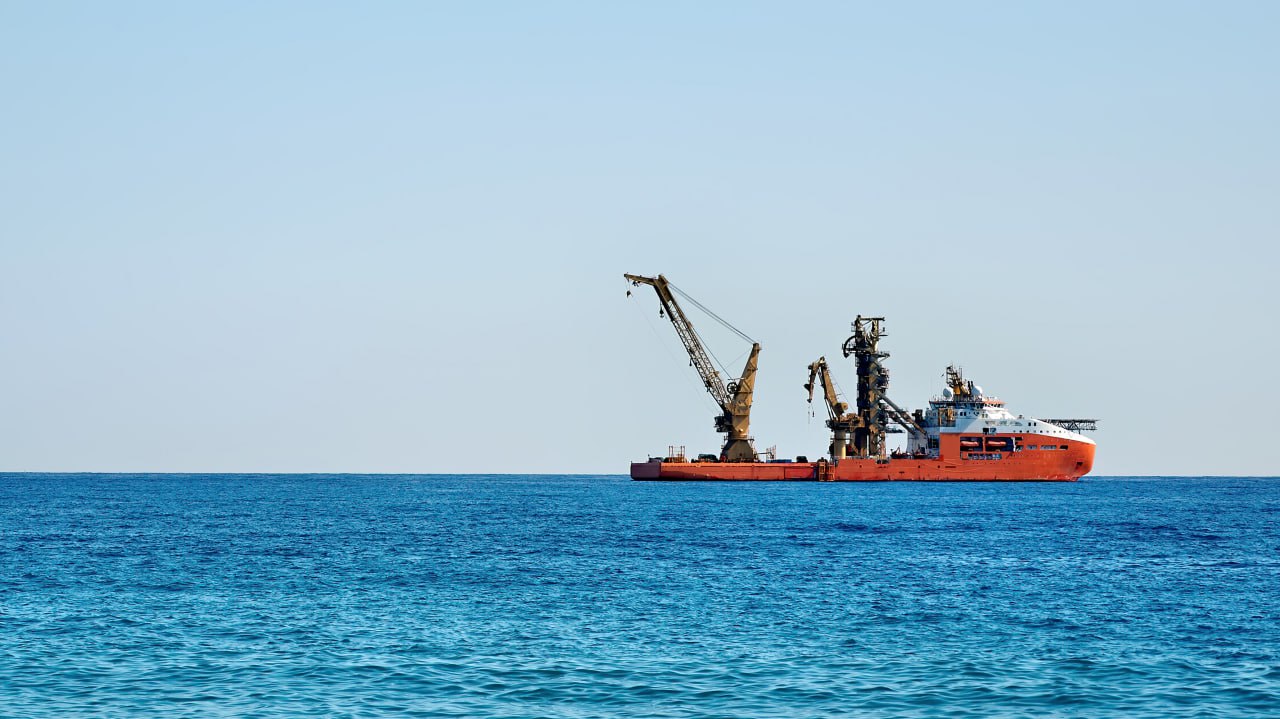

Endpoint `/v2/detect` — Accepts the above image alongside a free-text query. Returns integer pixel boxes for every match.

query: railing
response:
[1039,419,1099,432]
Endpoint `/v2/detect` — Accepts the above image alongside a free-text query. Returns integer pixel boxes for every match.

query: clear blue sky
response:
[2,2,1276,475]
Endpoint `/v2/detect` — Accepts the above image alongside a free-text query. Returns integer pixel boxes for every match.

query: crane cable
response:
[626,285,722,414]
[668,282,755,380]
[669,283,756,344]
[690,321,733,383]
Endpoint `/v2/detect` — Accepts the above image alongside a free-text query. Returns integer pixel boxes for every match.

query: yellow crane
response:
[804,356,862,460]
[624,273,761,462]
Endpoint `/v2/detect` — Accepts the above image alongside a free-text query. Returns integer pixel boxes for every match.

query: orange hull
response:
[632,437,1094,482]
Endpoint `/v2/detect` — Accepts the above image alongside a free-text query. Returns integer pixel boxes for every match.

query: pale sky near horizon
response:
[2,2,1277,475]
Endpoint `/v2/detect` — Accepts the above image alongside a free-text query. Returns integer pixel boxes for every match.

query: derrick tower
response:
[842,316,888,458]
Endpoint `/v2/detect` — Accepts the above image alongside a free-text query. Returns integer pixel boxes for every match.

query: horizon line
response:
[1,472,1276,479]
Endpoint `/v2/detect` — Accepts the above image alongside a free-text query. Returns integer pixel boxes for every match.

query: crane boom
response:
[625,273,761,462]
[804,356,847,421]
[804,356,861,460]
[624,273,730,408]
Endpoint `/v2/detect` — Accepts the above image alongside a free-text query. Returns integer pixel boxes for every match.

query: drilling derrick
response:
[624,273,761,462]
[841,316,888,457]
[839,315,927,458]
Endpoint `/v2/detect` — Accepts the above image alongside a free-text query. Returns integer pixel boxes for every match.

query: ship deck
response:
[631,442,1094,482]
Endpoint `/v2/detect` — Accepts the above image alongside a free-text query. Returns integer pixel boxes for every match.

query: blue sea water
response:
[1,474,1277,718]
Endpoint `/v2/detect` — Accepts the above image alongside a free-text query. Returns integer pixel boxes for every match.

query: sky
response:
[2,2,1276,475]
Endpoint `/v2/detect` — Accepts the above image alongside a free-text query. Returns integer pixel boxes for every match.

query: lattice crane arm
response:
[624,273,731,409]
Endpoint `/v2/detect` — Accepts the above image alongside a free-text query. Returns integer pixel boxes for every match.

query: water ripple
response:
[0,473,1277,717]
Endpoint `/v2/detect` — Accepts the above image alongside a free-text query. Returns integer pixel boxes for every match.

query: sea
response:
[1,474,1277,718]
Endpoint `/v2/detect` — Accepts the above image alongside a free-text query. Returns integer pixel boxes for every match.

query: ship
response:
[624,273,1097,482]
